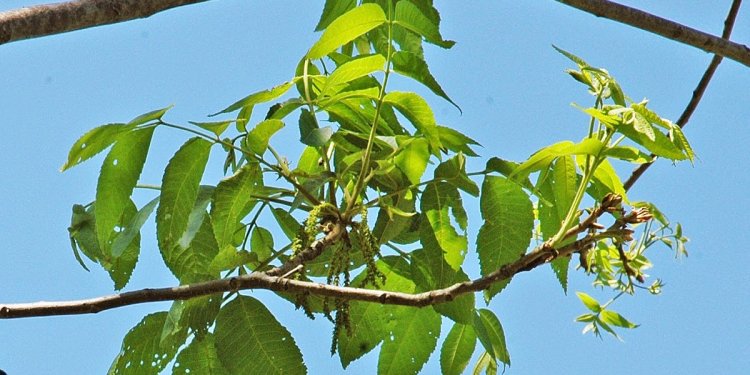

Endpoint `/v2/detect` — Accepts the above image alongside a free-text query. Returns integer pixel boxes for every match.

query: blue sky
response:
[1,1,748,374]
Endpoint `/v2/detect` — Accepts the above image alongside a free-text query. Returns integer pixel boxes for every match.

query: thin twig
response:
[623,0,743,191]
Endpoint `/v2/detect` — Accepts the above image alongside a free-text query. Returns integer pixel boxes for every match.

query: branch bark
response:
[0,0,209,45]
[556,0,750,67]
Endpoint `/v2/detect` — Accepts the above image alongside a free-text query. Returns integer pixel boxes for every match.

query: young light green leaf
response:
[472,351,498,375]
[605,146,652,163]
[156,138,212,255]
[315,0,356,31]
[127,105,172,126]
[552,155,578,222]
[473,309,510,366]
[61,123,135,171]
[383,91,442,155]
[618,121,686,160]
[393,0,455,48]
[632,112,656,141]
[511,138,604,180]
[671,125,695,162]
[391,51,459,110]
[111,196,159,257]
[271,208,302,241]
[584,158,627,202]
[188,120,232,138]
[173,334,229,375]
[395,137,430,185]
[299,108,333,147]
[378,306,441,375]
[576,291,601,312]
[320,54,386,97]
[211,163,261,250]
[307,3,387,59]
[477,176,533,301]
[95,126,155,252]
[553,45,590,68]
[214,80,297,115]
[600,310,639,329]
[215,296,306,375]
[441,323,477,375]
[109,312,180,375]
[245,119,284,156]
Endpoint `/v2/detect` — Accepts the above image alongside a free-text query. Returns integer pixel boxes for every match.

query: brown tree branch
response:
[0,0,209,45]
[0,196,624,319]
[623,0,743,191]
[556,0,750,68]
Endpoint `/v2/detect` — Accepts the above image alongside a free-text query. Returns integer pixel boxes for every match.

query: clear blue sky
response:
[1,1,748,374]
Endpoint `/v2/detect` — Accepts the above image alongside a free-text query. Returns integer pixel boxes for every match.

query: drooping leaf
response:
[473,309,510,366]
[420,182,468,270]
[440,323,477,375]
[211,163,261,250]
[308,3,387,59]
[383,91,442,155]
[95,126,155,252]
[315,0,357,31]
[618,121,686,160]
[177,186,215,249]
[477,176,533,301]
[173,334,229,375]
[378,306,441,375]
[215,296,306,375]
[61,123,135,171]
[299,108,333,147]
[320,54,386,97]
[214,80,297,116]
[600,309,639,329]
[550,257,571,294]
[393,0,455,48]
[245,119,285,155]
[111,196,159,257]
[156,138,212,256]
[435,153,480,197]
[437,125,480,157]
[109,312,180,375]
[391,51,459,110]
[338,300,389,368]
[271,208,302,241]
[472,351,498,375]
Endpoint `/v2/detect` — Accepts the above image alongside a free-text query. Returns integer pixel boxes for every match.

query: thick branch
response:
[623,0,743,191]
[557,0,750,67]
[0,0,209,45]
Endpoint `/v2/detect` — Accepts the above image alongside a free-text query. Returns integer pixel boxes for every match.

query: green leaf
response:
[61,123,135,171]
[215,296,306,375]
[307,3,387,59]
[299,108,332,147]
[512,138,604,180]
[378,306,441,375]
[127,105,172,126]
[315,0,356,31]
[372,191,415,244]
[111,196,159,257]
[214,80,297,115]
[618,120,686,160]
[477,176,533,301]
[584,158,627,202]
[441,323,477,375]
[320,54,386,97]
[553,45,589,68]
[437,126,480,157]
[600,310,639,329]
[550,257,571,294]
[189,120,232,137]
[166,212,220,283]
[271,208,302,241]
[395,137,430,185]
[434,153,479,197]
[211,163,261,250]
[173,334,229,375]
[393,0,455,48]
[632,112,656,141]
[251,226,274,261]
[576,292,601,312]
[157,138,212,256]
[420,182,468,270]
[605,146,652,163]
[245,119,285,156]
[109,312,180,375]
[177,186,215,249]
[106,200,141,290]
[391,51,459,110]
[410,249,474,324]
[472,351,498,375]
[383,91,442,155]
[473,309,510,366]
[95,126,155,251]
[338,299,389,368]
[671,125,695,162]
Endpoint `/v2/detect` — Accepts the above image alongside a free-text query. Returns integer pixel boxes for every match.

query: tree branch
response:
[556,0,750,67]
[0,196,624,319]
[623,0,743,191]
[0,0,209,45]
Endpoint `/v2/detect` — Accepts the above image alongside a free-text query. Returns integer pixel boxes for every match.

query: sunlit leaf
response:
[395,137,430,185]
[383,91,442,155]
[315,0,356,31]
[215,296,306,375]
[378,306,441,375]
[95,127,154,251]
[434,153,479,197]
[320,54,386,97]
[473,309,510,366]
[393,0,455,48]
[600,310,639,329]
[271,208,302,241]
[576,292,601,312]
[421,182,468,270]
[61,123,135,171]
[437,126,479,157]
[391,51,459,110]
[308,3,387,59]
[477,176,533,301]
[127,105,172,126]
[189,120,232,137]
[211,163,261,250]
[214,80,297,115]
[440,322,477,375]
[111,196,158,257]
[511,138,604,180]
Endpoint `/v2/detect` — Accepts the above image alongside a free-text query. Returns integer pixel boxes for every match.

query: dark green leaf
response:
[157,138,212,256]
[109,312,180,375]
[299,108,332,147]
[215,296,306,375]
[271,208,302,241]
[308,3,387,59]
[441,323,477,375]
[420,182,468,270]
[411,249,474,323]
[61,123,135,171]
[95,127,154,252]
[338,299,388,368]
[166,213,220,283]
[477,176,533,301]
